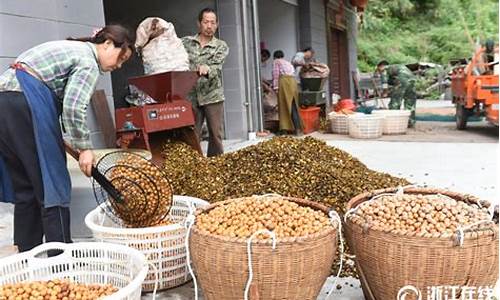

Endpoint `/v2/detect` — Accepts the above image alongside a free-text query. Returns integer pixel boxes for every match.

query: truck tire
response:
[456,103,469,130]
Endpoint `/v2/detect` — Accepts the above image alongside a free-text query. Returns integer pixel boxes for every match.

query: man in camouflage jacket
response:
[182,7,229,157]
[387,64,417,127]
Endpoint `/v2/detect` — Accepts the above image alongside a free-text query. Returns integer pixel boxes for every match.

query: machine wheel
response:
[456,103,470,130]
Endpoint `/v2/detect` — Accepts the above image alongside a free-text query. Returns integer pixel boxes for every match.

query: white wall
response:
[258,0,299,61]
[0,0,114,238]
[308,0,328,65]
[0,0,112,148]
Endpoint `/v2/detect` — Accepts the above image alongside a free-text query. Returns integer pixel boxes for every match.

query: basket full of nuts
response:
[189,195,339,300]
[0,242,148,300]
[344,187,499,300]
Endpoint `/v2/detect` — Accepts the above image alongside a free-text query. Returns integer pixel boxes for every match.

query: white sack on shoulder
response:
[136,17,190,74]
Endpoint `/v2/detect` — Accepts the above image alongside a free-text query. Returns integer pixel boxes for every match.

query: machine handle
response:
[64,141,124,203]
[63,140,80,160]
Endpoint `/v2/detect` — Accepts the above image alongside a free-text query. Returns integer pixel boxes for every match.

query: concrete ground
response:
[0,100,498,299]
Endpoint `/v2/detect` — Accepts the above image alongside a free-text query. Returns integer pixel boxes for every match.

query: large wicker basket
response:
[344,187,499,300]
[85,195,209,292]
[189,196,338,300]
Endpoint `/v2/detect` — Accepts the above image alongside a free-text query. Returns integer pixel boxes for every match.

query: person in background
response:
[292,47,316,81]
[386,64,417,127]
[477,38,497,75]
[260,49,272,83]
[374,60,388,84]
[0,25,134,252]
[260,49,278,131]
[272,50,303,134]
[183,8,229,157]
[374,60,389,97]
[260,48,274,94]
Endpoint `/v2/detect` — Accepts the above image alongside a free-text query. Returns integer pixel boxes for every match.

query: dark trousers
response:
[0,92,71,252]
[290,100,302,133]
[193,102,224,157]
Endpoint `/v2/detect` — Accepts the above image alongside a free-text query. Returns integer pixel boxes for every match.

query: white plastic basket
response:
[0,242,148,300]
[85,195,209,292]
[348,114,384,139]
[328,112,363,134]
[372,109,411,134]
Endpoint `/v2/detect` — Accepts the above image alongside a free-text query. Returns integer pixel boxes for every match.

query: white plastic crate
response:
[328,112,363,134]
[372,110,411,134]
[85,195,209,292]
[348,114,384,139]
[0,242,148,300]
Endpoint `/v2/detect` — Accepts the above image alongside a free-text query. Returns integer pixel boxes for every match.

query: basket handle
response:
[26,242,72,262]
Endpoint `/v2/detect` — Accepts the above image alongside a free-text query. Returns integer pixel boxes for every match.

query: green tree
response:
[358,0,499,72]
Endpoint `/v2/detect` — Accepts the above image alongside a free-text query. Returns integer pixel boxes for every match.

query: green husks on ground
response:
[162,136,410,277]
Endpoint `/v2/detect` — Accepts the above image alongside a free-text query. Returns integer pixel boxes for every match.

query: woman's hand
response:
[78,150,95,177]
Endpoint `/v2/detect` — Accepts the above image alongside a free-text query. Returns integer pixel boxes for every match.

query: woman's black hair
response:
[261,49,271,58]
[68,24,135,54]
[273,50,284,59]
[303,47,314,53]
[198,7,218,22]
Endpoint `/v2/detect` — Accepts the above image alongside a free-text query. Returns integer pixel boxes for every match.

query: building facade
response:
[0,0,363,144]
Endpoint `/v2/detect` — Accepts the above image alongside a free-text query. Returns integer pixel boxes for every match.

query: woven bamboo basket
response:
[189,196,338,300]
[344,187,499,300]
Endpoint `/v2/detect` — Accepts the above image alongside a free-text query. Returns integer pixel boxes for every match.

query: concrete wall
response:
[0,0,113,148]
[298,0,330,101]
[218,0,254,138]
[298,0,328,65]
[258,0,299,61]
[0,0,112,238]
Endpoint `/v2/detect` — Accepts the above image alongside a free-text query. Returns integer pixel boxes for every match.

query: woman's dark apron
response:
[0,65,71,207]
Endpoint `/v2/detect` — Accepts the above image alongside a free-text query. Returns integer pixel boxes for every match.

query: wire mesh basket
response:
[92,151,173,228]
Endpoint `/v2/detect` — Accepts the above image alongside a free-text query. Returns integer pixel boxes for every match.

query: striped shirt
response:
[0,40,102,150]
[272,58,295,90]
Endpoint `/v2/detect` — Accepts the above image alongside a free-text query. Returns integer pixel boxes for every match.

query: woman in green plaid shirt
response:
[0,25,134,252]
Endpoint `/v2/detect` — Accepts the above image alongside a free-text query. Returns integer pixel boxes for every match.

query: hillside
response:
[357,0,499,72]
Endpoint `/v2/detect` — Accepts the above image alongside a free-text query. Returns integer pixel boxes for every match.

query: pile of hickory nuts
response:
[348,194,492,236]
[196,197,332,239]
[0,279,117,300]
